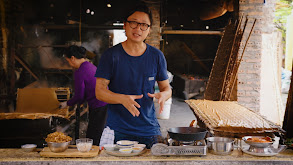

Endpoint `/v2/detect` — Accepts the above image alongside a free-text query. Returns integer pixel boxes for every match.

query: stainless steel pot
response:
[206,137,234,155]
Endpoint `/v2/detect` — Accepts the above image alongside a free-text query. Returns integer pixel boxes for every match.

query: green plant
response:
[274,0,293,40]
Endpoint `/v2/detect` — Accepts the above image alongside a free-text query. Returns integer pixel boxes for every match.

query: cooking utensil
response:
[168,127,208,141]
[241,145,287,157]
[168,119,207,142]
[242,136,274,148]
[47,141,70,153]
[206,137,234,155]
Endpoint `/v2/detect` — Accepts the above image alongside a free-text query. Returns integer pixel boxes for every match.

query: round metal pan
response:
[168,127,208,142]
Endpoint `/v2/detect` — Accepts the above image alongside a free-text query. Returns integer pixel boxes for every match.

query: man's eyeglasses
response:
[126,21,150,31]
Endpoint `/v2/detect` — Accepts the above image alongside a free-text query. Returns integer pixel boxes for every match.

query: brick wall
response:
[144,0,282,119]
[239,0,281,114]
[144,1,161,49]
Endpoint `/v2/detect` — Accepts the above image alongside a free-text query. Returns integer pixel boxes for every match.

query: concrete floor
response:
[157,96,197,138]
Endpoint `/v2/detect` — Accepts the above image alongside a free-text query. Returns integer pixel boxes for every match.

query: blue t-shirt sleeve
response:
[156,51,168,81]
[95,50,113,80]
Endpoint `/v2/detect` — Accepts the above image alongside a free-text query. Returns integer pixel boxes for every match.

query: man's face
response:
[124,11,151,43]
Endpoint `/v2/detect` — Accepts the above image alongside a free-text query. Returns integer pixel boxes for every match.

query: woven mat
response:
[185,99,282,136]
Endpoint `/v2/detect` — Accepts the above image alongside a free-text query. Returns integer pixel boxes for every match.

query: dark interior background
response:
[14,0,234,89]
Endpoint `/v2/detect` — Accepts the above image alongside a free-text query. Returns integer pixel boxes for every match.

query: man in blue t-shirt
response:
[95,4,172,148]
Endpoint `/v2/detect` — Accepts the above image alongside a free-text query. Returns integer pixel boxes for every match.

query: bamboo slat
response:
[186,99,281,135]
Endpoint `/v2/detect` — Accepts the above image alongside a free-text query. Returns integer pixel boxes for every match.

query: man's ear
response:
[147,28,151,36]
[123,22,126,30]
[70,56,75,61]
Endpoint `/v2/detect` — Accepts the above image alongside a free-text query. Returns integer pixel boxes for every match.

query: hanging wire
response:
[79,0,82,43]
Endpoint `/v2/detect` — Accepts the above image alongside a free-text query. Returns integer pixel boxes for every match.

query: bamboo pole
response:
[228,19,257,100]
[0,0,7,73]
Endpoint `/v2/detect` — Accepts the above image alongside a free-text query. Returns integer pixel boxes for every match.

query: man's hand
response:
[148,92,166,114]
[121,94,143,117]
[59,101,68,109]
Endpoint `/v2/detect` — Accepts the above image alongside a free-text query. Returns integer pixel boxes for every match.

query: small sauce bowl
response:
[21,144,37,152]
[119,148,132,154]
[104,144,116,151]
[132,147,143,153]
[133,144,146,149]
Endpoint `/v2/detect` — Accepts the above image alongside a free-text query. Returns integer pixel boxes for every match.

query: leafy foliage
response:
[274,0,293,40]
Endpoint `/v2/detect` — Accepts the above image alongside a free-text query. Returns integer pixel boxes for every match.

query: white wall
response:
[260,32,284,125]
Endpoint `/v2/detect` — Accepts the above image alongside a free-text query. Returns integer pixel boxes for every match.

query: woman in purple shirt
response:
[60,45,107,145]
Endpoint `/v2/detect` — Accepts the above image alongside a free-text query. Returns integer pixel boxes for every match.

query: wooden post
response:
[75,104,81,140]
[282,65,293,138]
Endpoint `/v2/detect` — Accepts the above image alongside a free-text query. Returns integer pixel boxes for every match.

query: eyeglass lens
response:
[128,21,149,31]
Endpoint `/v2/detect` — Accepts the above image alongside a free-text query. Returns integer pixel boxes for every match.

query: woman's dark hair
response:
[64,45,86,59]
[123,2,153,26]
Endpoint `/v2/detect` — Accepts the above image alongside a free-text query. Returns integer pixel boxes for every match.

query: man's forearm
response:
[95,87,125,104]
[159,84,172,101]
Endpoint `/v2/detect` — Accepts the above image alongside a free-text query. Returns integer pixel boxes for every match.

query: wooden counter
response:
[0,148,293,165]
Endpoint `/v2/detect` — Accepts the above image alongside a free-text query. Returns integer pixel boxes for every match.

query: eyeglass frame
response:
[126,20,150,31]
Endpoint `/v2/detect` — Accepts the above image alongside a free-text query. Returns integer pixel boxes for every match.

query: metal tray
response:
[241,145,286,157]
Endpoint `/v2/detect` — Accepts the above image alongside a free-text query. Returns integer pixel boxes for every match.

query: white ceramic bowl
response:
[21,144,37,152]
[104,144,116,151]
[76,138,93,152]
[119,148,132,154]
[117,140,136,148]
[117,140,135,146]
[131,147,143,153]
[133,144,146,149]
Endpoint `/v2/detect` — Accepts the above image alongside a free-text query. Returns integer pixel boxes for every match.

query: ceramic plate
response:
[104,148,146,157]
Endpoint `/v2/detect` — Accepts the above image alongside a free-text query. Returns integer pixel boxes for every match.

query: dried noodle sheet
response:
[0,112,74,120]
[16,88,61,113]
[0,88,71,120]
[185,99,280,133]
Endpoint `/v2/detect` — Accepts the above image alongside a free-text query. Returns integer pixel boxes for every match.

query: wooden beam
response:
[162,30,223,35]
[181,43,210,73]
[14,54,39,81]
[18,44,68,48]
[41,24,124,30]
